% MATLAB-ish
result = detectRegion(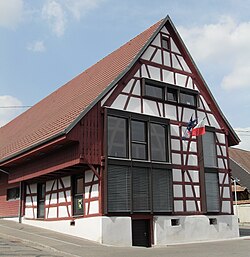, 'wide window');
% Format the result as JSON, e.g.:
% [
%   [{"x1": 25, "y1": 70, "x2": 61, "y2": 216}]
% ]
[
  {"x1": 143, "y1": 78, "x2": 198, "y2": 107},
  {"x1": 107, "y1": 111, "x2": 169, "y2": 163},
  {"x1": 73, "y1": 176, "x2": 84, "y2": 216},
  {"x1": 108, "y1": 116, "x2": 128, "y2": 158},
  {"x1": 7, "y1": 187, "x2": 20, "y2": 201},
  {"x1": 205, "y1": 171, "x2": 220, "y2": 212},
  {"x1": 107, "y1": 165, "x2": 172, "y2": 213},
  {"x1": 131, "y1": 120, "x2": 147, "y2": 160},
  {"x1": 202, "y1": 131, "x2": 217, "y2": 168}
]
